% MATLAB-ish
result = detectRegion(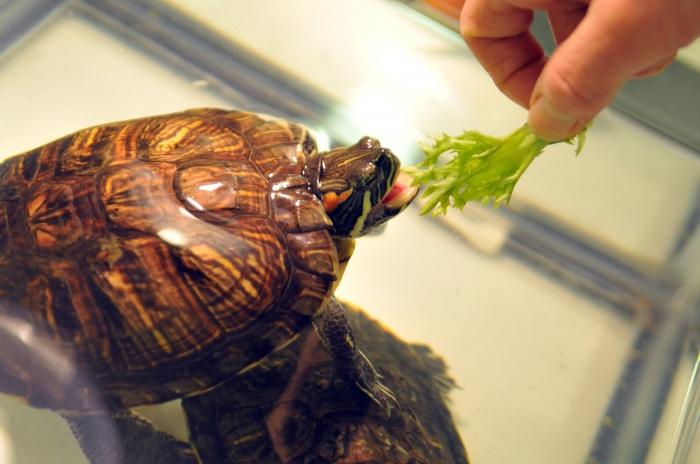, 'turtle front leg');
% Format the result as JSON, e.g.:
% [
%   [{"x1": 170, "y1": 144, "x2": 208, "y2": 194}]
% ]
[{"x1": 313, "y1": 296, "x2": 398, "y2": 416}]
